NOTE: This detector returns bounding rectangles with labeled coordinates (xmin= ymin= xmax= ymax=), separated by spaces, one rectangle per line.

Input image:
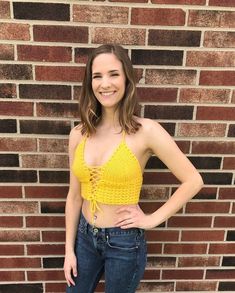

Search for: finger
xmin=116 ymin=207 xmax=132 ymax=214
xmin=66 ymin=271 xmax=75 ymax=287
xmin=72 ymin=265 xmax=77 ymax=278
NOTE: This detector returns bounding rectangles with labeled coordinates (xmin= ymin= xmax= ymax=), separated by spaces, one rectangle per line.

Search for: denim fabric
xmin=66 ymin=213 xmax=147 ymax=293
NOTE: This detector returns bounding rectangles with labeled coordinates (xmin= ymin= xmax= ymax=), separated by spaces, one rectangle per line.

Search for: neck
xmin=99 ymin=107 xmax=121 ymax=131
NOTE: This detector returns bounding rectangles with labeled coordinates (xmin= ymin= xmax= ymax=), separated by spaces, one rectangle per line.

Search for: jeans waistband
xmin=79 ymin=212 xmax=145 ymax=236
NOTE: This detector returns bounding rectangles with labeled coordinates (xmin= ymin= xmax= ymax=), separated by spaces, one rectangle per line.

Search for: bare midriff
xmin=82 ymin=199 xmax=137 ymax=228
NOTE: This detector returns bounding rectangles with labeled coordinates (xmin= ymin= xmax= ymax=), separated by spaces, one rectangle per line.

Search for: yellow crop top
xmin=72 ymin=132 xmax=143 ymax=216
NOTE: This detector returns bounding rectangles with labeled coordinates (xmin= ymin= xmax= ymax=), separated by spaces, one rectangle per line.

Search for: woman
xmin=64 ymin=44 xmax=203 ymax=293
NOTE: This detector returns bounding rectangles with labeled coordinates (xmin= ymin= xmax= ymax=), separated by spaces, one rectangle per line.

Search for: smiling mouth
xmin=100 ymin=91 xmax=116 ymax=96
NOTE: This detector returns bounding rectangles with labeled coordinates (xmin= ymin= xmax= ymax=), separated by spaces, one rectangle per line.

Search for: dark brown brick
xmin=39 ymin=171 xmax=69 ymax=184
xmin=33 ymin=25 xmax=88 ymax=43
xmin=20 ymin=120 xmax=71 ymax=135
xmin=18 ymin=45 xmax=72 ymax=62
xmin=0 ymin=44 xmax=14 ymax=60
xmin=19 ymin=84 xmax=71 ymax=100
xmin=146 ymin=69 xmax=197 ymax=85
xmin=0 ymin=154 xmax=19 ymax=167
xmin=188 ymin=10 xmax=235 ymax=27
xmin=202 ymin=172 xmax=232 ymax=185
xmin=0 ymin=1 xmax=10 ymax=18
xmin=204 ymin=31 xmax=235 ymax=48
xmin=162 ymin=269 xmax=204 ymax=279
xmin=0 ymin=284 xmax=43 ymax=293
xmin=228 ymin=124 xmax=235 ymax=137
xmin=43 ymin=257 xmax=64 ymax=268
xmin=194 ymin=187 xmax=217 ymax=200
xmin=206 ymin=269 xmax=235 ymax=279
xmin=132 ymin=50 xmax=183 ymax=66
xmin=36 ymin=102 xmax=78 ymax=118
xmin=13 ymin=2 xmax=69 ymax=21
xmin=0 ymin=83 xmax=16 ymax=98
xmin=137 ymin=87 xmax=177 ymax=103
xmin=219 ymin=282 xmax=235 ymax=291
xmin=131 ymin=8 xmax=185 ymax=26
xmin=188 ymin=156 xmax=221 ymax=169
xmin=75 ymin=48 xmax=93 ymax=64
xmin=168 ymin=216 xmax=212 ymax=227
xmin=0 ymin=170 xmax=37 ymax=183
xmin=144 ymin=105 xmax=193 ymax=120
xmin=0 ymin=64 xmax=32 ymax=80
xmin=144 ymin=171 xmax=179 ymax=185
xmin=223 ymin=256 xmax=235 ymax=266
xmin=0 ymin=119 xmax=17 ymax=133
xmin=41 ymin=202 xmax=65 ymax=214
xmin=148 ymin=30 xmax=201 ymax=46
xmin=227 ymin=231 xmax=235 ymax=241
xmin=0 ymin=23 xmax=30 ymax=41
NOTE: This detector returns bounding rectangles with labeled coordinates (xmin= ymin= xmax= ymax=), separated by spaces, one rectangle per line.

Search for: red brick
xmin=223 ymin=157 xmax=235 ymax=169
xmin=178 ymin=256 xmax=220 ymax=267
xmin=214 ymin=216 xmax=235 ymax=227
xmin=45 ymin=283 xmax=66 ymax=293
xmin=179 ymin=88 xmax=230 ymax=103
xmin=137 ymin=87 xmax=177 ymax=103
xmin=192 ymin=141 xmax=235 ymax=154
xmin=204 ymin=31 xmax=235 ymax=48
xmin=143 ymin=172 xmax=179 ymax=185
xmin=0 ymin=101 xmax=33 ymax=116
xmin=0 ymin=138 xmax=37 ymax=151
xmin=26 ymin=216 xmax=65 ymax=228
xmin=209 ymin=0 xmax=235 ymax=6
xmin=0 ymin=44 xmax=14 ymax=60
xmin=0 ymin=23 xmax=30 ymax=40
xmin=109 ymin=0 xmax=148 ymax=2
xmin=33 ymin=25 xmax=88 ymax=43
xmin=195 ymin=187 xmax=217 ymax=200
xmin=197 ymin=106 xmax=235 ymax=120
xmin=206 ymin=269 xmax=235 ymax=279
xmin=186 ymin=51 xmax=235 ymax=67
xmin=181 ymin=230 xmax=225 ymax=241
xmin=177 ymin=123 xmax=226 ymax=137
xmin=168 ymin=216 xmax=212 ymax=227
xmin=42 ymin=231 xmax=65 ymax=242
xmin=152 ymin=0 xmax=205 ymax=3
xmin=39 ymin=138 xmax=68 ymax=153
xmin=138 ymin=281 xmax=174 ymax=292
xmin=22 ymin=154 xmax=68 ymax=169
xmin=188 ymin=10 xmax=235 ymax=27
xmin=0 ymin=244 xmax=24 ymax=255
xmin=0 ymin=230 xmax=40 ymax=242
xmin=162 ymin=269 xmax=204 ymax=279
xmin=27 ymin=244 xmax=64 ymax=256
xmin=36 ymin=102 xmax=78 ymax=118
xmin=164 ymin=244 xmax=207 ymax=254
xmin=176 ymin=141 xmax=190 ymax=153
xmin=0 ymin=1 xmax=10 ymax=18
xmin=27 ymin=270 xmax=64 ymax=281
xmin=131 ymin=8 xmax=185 ymax=26
xmin=186 ymin=202 xmax=230 ymax=213
xmin=146 ymin=230 xmax=179 ymax=242
xmin=73 ymin=5 xmax=128 ymax=24
xmin=91 ymin=27 xmax=145 ymax=45
xmin=219 ymin=187 xmax=235 ymax=199
xmin=0 ymin=257 xmax=41 ymax=268
xmin=140 ymin=202 xmax=163 ymax=214
xmin=0 ymin=216 xmax=23 ymax=228
xmin=0 ymin=186 xmax=22 ymax=198
xmin=146 ymin=69 xmax=196 ymax=85
xmin=35 ymin=65 xmax=85 ymax=82
xmin=18 ymin=45 xmax=72 ymax=62
xmin=25 ymin=186 xmax=68 ymax=199
xmin=200 ymin=71 xmax=235 ymax=86
xmin=0 ymin=201 xmax=38 ymax=214
xmin=0 ymin=271 xmax=25 ymax=282
xmin=147 ymin=243 xmax=162 ymax=254
xmin=176 ymin=281 xmax=217 ymax=291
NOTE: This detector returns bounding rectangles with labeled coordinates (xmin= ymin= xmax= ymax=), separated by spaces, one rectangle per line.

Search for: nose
xmin=100 ymin=76 xmax=111 ymax=89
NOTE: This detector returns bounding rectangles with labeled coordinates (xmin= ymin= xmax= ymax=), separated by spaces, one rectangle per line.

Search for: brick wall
xmin=0 ymin=0 xmax=234 ymax=292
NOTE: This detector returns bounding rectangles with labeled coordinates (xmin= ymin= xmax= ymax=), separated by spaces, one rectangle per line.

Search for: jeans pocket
xmin=106 ymin=234 xmax=138 ymax=251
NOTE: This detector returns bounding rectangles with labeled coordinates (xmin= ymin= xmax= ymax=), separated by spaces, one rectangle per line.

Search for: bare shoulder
xmin=135 ymin=117 xmax=165 ymax=136
xmin=69 ymin=124 xmax=83 ymax=150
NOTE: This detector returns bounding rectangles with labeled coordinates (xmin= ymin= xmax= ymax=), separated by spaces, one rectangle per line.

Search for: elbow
xmin=194 ymin=172 xmax=204 ymax=193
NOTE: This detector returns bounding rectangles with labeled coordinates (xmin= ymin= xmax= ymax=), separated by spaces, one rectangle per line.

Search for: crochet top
xmin=72 ymin=132 xmax=143 ymax=216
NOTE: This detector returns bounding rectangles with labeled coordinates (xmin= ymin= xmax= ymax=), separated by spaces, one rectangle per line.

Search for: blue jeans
xmin=66 ymin=213 xmax=147 ymax=293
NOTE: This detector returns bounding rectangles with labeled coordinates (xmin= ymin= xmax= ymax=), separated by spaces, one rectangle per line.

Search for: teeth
xmin=101 ymin=92 xmax=114 ymax=96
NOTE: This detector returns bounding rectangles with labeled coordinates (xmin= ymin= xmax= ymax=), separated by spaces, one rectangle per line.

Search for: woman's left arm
xmin=115 ymin=119 xmax=204 ymax=229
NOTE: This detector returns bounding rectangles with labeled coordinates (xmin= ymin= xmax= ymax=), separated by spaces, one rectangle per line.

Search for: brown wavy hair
xmin=79 ymin=44 xmax=141 ymax=135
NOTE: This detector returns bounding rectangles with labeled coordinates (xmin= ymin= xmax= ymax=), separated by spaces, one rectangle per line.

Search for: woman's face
xmin=91 ymin=53 xmax=126 ymax=111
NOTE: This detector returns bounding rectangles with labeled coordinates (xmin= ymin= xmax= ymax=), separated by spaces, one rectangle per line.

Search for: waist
xmin=82 ymin=200 xmax=139 ymax=228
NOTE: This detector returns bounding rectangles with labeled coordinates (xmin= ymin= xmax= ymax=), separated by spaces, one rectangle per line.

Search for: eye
xmin=92 ymin=75 xmax=101 ymax=79
xmin=111 ymin=73 xmax=119 ymax=77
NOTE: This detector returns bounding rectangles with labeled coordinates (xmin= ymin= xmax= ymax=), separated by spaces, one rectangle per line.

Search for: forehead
xmin=92 ymin=53 xmax=123 ymax=73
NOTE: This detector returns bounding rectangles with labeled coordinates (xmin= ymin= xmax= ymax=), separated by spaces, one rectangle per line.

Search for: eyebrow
xmin=92 ymin=69 xmax=120 ymax=75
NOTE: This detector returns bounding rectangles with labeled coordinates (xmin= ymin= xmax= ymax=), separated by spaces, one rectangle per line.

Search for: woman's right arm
xmin=64 ymin=127 xmax=83 ymax=287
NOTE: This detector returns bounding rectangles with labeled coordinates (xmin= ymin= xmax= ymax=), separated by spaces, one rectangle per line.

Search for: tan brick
xmin=0 ymin=1 xmax=10 ymax=18
xmin=176 ymin=281 xmax=217 ymax=291
xmin=0 ymin=230 xmax=40 ymax=242
xmin=152 ymin=0 xmax=205 ymax=3
xmin=204 ymin=31 xmax=235 ymax=48
xmin=39 ymin=138 xmax=68 ymax=153
xmin=0 ymin=138 xmax=37 ymax=152
xmin=22 ymin=154 xmax=68 ymax=169
xmin=186 ymin=51 xmax=235 ymax=67
xmin=179 ymin=88 xmax=230 ymax=103
xmin=179 ymin=256 xmax=220 ymax=267
xmin=91 ymin=27 xmax=145 ymax=45
xmin=0 ymin=23 xmax=30 ymax=40
xmin=177 ymin=123 xmax=226 ymax=137
xmin=0 ymin=201 xmax=38 ymax=214
xmin=73 ymin=5 xmax=128 ymax=24
xmin=0 ymin=44 xmax=14 ymax=60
